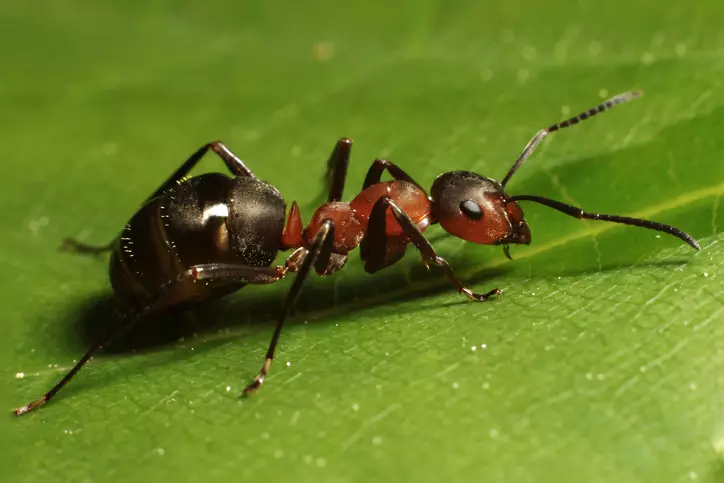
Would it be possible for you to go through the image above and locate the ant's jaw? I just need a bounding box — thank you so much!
[497,221,531,245]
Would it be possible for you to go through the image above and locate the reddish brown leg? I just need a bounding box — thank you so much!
[364,197,501,301]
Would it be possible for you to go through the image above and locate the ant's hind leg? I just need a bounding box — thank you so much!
[14,271,190,416]
[148,141,255,201]
[15,263,288,416]
[62,222,130,255]
[61,238,116,255]
[63,141,256,255]
[62,221,131,255]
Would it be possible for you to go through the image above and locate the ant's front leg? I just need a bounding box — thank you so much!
[363,196,501,301]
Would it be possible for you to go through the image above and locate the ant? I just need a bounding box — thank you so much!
[15,91,699,416]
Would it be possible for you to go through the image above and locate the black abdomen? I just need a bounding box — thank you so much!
[110,173,285,310]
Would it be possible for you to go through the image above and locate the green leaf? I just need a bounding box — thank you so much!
[5,1,724,482]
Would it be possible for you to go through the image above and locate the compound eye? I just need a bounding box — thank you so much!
[459,200,483,220]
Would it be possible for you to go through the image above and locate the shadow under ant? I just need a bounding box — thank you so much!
[67,243,689,360]
[67,253,510,356]
[42,249,691,406]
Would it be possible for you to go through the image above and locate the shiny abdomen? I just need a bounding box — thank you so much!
[109,173,285,310]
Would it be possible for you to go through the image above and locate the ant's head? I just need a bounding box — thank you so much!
[430,171,531,246]
[428,92,699,255]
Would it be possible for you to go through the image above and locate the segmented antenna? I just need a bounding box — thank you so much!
[508,194,700,251]
[500,91,642,188]
[547,91,641,132]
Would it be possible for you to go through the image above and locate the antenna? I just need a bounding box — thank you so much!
[501,91,641,188]
[508,194,700,250]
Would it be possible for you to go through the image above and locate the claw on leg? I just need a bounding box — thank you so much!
[242,358,271,396]
[461,287,502,302]
[14,397,47,416]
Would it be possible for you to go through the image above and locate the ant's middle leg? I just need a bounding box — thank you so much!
[64,141,255,255]
[363,196,501,301]
[243,219,335,395]
[323,138,353,202]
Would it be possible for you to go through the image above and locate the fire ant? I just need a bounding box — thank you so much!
[15,91,699,415]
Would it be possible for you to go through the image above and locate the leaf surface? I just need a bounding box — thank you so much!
[4,2,724,482]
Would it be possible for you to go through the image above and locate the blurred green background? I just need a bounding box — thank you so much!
[4,1,724,482]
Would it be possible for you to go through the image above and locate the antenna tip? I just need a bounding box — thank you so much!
[616,90,643,102]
